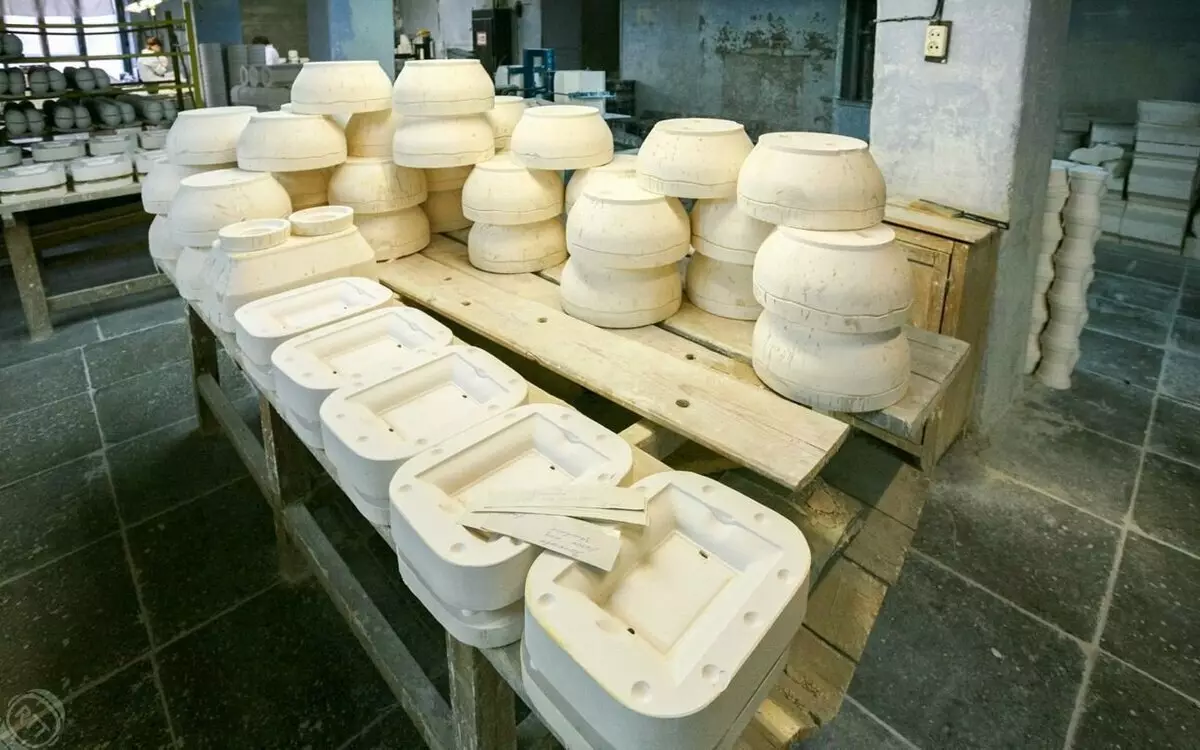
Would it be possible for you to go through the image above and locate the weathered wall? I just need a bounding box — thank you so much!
[192,0,242,44]
[620,0,841,133]
[242,0,309,55]
[307,0,393,75]
[1062,0,1200,120]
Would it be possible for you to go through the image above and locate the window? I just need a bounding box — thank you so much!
[841,0,877,102]
[2,2,128,78]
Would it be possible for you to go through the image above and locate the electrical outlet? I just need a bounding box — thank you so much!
[925,21,951,63]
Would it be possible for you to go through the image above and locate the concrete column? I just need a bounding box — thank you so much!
[869,0,1071,431]
[192,0,243,45]
[307,0,394,79]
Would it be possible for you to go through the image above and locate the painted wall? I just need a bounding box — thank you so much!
[192,0,243,44]
[620,0,841,134]
[242,0,309,56]
[1061,0,1200,120]
[307,0,393,76]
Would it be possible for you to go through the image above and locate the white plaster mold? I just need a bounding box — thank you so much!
[423,188,471,233]
[68,154,134,191]
[0,163,67,203]
[273,167,332,210]
[425,166,473,192]
[344,109,399,158]
[392,59,496,117]
[567,183,690,269]
[565,154,637,215]
[236,111,348,172]
[637,118,753,199]
[165,106,256,166]
[140,161,222,215]
[510,105,614,170]
[357,205,432,261]
[170,168,292,247]
[139,128,168,151]
[392,114,495,168]
[31,140,85,163]
[462,153,564,225]
[686,252,760,321]
[328,156,427,215]
[560,259,682,329]
[468,219,567,274]
[289,61,394,115]
[690,197,773,264]
[487,95,526,150]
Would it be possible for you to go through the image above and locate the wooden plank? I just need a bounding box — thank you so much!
[0,181,142,218]
[844,508,915,586]
[188,307,220,435]
[448,636,517,750]
[3,216,52,341]
[885,197,995,244]
[46,272,169,311]
[618,420,688,460]
[783,627,856,729]
[377,254,849,490]
[196,374,270,497]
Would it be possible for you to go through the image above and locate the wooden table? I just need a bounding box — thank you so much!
[3,182,166,340]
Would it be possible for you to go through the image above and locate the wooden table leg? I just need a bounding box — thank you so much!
[448,636,518,750]
[262,398,318,583]
[187,306,220,434]
[3,216,52,341]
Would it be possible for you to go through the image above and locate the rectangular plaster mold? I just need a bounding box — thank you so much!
[270,306,454,448]
[322,346,529,525]
[1135,123,1200,148]
[1127,157,1200,202]
[233,277,394,393]
[521,470,811,750]
[1120,198,1191,248]
[1134,141,1200,161]
[388,403,633,613]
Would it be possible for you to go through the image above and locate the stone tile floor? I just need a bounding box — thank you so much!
[0,239,1196,748]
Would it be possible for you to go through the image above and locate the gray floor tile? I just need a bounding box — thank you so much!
[1171,316,1200,357]
[1094,243,1187,288]
[107,417,249,525]
[1179,290,1200,320]
[0,455,117,581]
[341,706,425,750]
[0,348,88,420]
[1185,267,1200,294]
[919,451,1119,639]
[1148,396,1200,467]
[1134,453,1200,557]
[92,287,184,339]
[157,583,394,749]
[1021,370,1154,446]
[796,699,911,749]
[93,360,193,444]
[817,433,930,529]
[1087,271,1178,313]
[849,556,1084,750]
[1161,350,1200,406]
[1084,295,1171,347]
[0,537,148,703]
[1077,328,1165,391]
[1074,653,1200,750]
[0,313,98,370]
[82,320,188,388]
[57,661,173,750]
[1103,534,1200,698]
[0,393,102,487]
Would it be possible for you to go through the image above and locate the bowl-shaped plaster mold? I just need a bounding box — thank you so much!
[752,313,910,412]
[468,219,567,274]
[461,153,564,225]
[31,140,85,163]
[357,206,431,261]
[523,470,811,750]
[140,161,222,215]
[289,60,393,115]
[236,111,347,172]
[0,146,20,169]
[0,164,68,204]
[392,114,495,169]
[134,149,168,176]
[388,402,633,611]
[737,132,885,230]
[324,346,528,523]
[487,95,526,150]
[88,134,135,156]
[345,109,399,158]
[234,278,394,392]
[752,225,912,333]
[271,306,453,446]
[561,259,682,329]
[328,156,427,214]
[637,118,753,199]
[567,183,689,269]
[139,128,168,151]
[425,166,472,192]
[423,188,471,233]
[171,168,292,247]
[165,106,256,166]
[148,214,181,270]
[174,243,215,303]
[272,167,332,210]
[392,59,495,116]
[565,154,637,215]
[686,253,760,321]
[511,105,614,170]
[691,197,772,264]
[68,154,134,192]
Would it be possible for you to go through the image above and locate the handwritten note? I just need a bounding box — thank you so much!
[459,511,622,570]
[467,485,647,512]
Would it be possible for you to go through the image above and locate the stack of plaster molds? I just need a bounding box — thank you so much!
[487,95,526,152]
[387,403,633,646]
[1122,99,1200,251]
[392,60,498,237]
[67,153,134,192]
[1037,165,1105,390]
[739,133,912,413]
[1026,162,1069,375]
[565,153,636,216]
[235,111,346,210]
[522,470,812,750]
[329,156,429,261]
[463,153,566,273]
[511,104,614,172]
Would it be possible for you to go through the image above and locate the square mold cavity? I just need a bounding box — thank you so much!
[322,345,529,525]
[521,471,811,750]
[271,307,454,447]
[388,403,634,617]
[233,277,394,392]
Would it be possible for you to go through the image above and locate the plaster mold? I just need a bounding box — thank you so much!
[236,112,347,172]
[468,219,567,274]
[165,106,256,166]
[1137,100,1200,128]
[357,206,431,261]
[328,157,427,214]
[392,114,494,168]
[170,168,292,247]
[140,161,218,215]
[345,109,399,158]
[396,546,525,648]
[567,183,689,269]
[289,61,393,115]
[510,105,614,170]
[174,243,215,303]
[0,146,20,168]
[139,129,168,151]
[392,59,495,116]
[88,134,134,156]
[737,133,885,230]
[234,278,394,392]
[487,95,526,150]
[68,154,134,192]
[686,252,760,321]
[752,314,910,412]
[423,189,471,233]
[148,214,181,271]
[273,168,331,210]
[560,259,682,328]
[522,470,811,750]
[425,166,472,192]
[134,150,167,176]
[690,197,773,264]
[1066,165,1109,197]
[0,163,67,204]
[462,153,563,225]
[637,118,753,199]
[565,154,637,214]
[388,403,633,615]
[31,140,85,163]
[271,306,454,448]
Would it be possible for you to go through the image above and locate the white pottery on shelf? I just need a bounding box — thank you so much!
[737,132,886,230]
[423,189,470,233]
[468,219,567,274]
[344,109,399,158]
[567,182,689,269]
[289,61,393,115]
[134,150,168,176]
[686,252,760,320]
[565,154,637,214]
[68,154,134,192]
[392,59,495,116]
[31,140,86,163]
[392,114,495,168]
[487,95,526,150]
[236,111,347,172]
[461,153,564,225]
[637,118,753,198]
[691,197,773,264]
[560,259,682,328]
[139,129,168,151]
[148,214,181,271]
[271,306,454,447]
[170,168,292,247]
[522,470,811,750]
[0,146,20,168]
[165,106,256,166]
[328,156,427,215]
[356,206,431,261]
[140,161,217,215]
[510,105,614,170]
[174,243,216,303]
[88,134,135,156]
[425,166,472,192]
[272,167,332,210]
[0,163,68,204]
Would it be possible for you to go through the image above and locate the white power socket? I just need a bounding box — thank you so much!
[925,22,951,63]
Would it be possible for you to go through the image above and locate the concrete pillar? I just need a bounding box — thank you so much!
[192,0,243,45]
[307,0,395,79]
[869,0,1071,431]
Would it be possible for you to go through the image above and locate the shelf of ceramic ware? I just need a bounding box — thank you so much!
[637,118,753,199]
[510,105,614,170]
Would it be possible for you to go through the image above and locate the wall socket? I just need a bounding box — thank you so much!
[924,22,951,63]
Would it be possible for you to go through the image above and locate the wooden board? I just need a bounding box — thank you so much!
[0,181,142,219]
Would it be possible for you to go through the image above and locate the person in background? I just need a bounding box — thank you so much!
[137,36,171,83]
[251,35,282,66]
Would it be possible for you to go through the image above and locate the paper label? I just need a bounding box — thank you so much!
[459,512,622,571]
[468,485,646,512]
